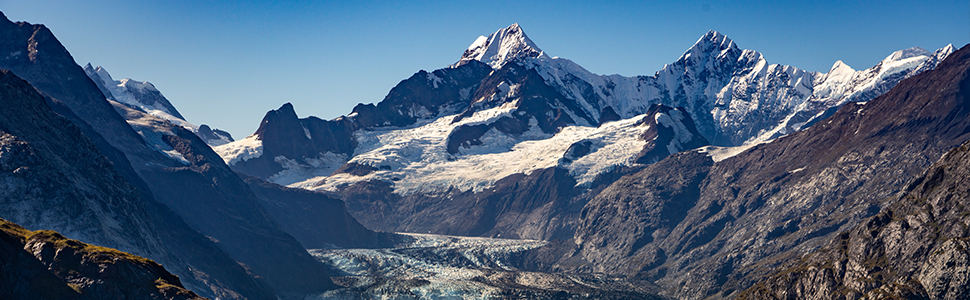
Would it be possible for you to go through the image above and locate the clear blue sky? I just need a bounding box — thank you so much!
[1,1,967,138]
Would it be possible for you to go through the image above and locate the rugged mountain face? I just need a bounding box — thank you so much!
[455,23,544,68]
[0,69,161,272]
[0,69,270,299]
[565,44,970,299]
[495,27,953,146]
[215,24,944,244]
[252,100,705,240]
[113,102,338,297]
[740,138,970,300]
[0,218,205,300]
[222,60,493,183]
[0,12,339,299]
[573,150,714,276]
[226,102,356,180]
[83,65,234,146]
[84,64,184,120]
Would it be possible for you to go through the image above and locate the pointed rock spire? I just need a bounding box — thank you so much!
[455,23,544,68]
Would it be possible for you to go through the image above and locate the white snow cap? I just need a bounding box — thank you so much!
[885,47,930,62]
[455,23,545,68]
[678,30,737,61]
[828,60,855,76]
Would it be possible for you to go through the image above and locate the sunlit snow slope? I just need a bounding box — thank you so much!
[84,64,235,146]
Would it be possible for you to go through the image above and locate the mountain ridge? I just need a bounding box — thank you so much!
[83,64,235,147]
[0,66,272,299]
[0,12,346,299]
[562,43,970,299]
[213,24,951,243]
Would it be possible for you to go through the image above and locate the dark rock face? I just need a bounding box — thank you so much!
[0,219,205,300]
[444,61,595,155]
[233,102,357,179]
[147,123,337,297]
[741,139,970,300]
[457,61,596,129]
[575,150,713,276]
[566,44,970,299]
[331,162,378,177]
[333,167,584,240]
[351,60,493,129]
[196,124,233,143]
[255,103,357,158]
[235,62,492,180]
[0,13,333,299]
[598,106,622,126]
[239,173,404,249]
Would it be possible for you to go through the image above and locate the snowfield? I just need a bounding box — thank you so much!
[290,104,652,195]
[214,135,263,166]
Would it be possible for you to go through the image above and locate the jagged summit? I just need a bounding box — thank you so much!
[455,23,545,68]
[677,30,738,61]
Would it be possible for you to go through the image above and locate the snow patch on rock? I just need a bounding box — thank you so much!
[269,152,348,186]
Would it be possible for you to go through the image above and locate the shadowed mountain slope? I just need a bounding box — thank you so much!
[0,12,337,299]
[566,44,970,299]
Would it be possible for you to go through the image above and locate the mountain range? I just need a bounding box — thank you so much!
[565,42,970,299]
[214,24,953,243]
[0,13,968,300]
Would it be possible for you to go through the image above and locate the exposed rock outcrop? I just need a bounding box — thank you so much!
[741,138,970,299]
[0,219,204,300]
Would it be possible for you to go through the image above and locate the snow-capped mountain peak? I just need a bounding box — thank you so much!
[83,64,235,147]
[448,27,947,147]
[455,23,545,68]
[886,46,930,62]
[678,30,738,61]
[83,64,181,119]
[828,60,856,76]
